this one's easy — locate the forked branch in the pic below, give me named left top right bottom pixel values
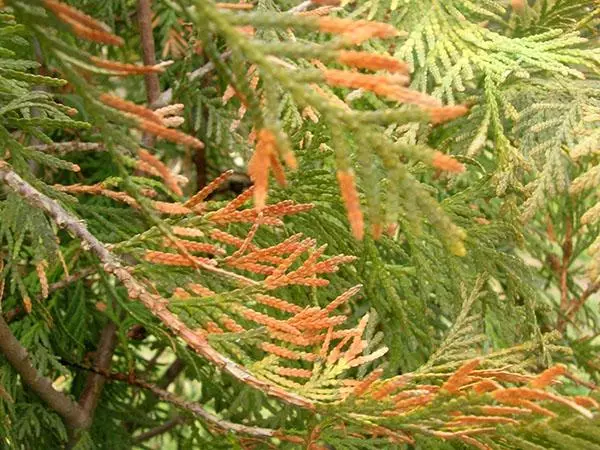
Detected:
left=0, top=162, right=313, bottom=410
left=67, top=362, right=278, bottom=439
left=0, top=314, right=89, bottom=430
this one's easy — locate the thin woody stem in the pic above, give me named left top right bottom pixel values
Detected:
left=3, top=267, right=96, bottom=323
left=133, top=416, right=186, bottom=443
left=75, top=3, right=163, bottom=434
left=30, top=142, right=104, bottom=153
left=559, top=218, right=573, bottom=314
left=138, top=0, right=161, bottom=146
left=554, top=217, right=600, bottom=333
left=126, top=357, right=186, bottom=432
left=558, top=281, right=600, bottom=332
left=288, top=0, right=313, bottom=12
left=0, top=162, right=313, bottom=410
left=76, top=322, right=118, bottom=423
left=157, top=358, right=186, bottom=388
left=65, top=361, right=277, bottom=439
left=0, top=314, right=89, bottom=430
left=153, top=51, right=233, bottom=109
left=150, top=0, right=313, bottom=109
left=67, top=317, right=119, bottom=447
left=133, top=377, right=276, bottom=438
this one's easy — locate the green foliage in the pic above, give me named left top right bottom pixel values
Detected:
left=1, top=0, right=600, bottom=449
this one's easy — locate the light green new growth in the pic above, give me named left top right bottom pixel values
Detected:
left=0, top=1, right=600, bottom=449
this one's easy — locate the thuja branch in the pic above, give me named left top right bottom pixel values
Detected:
left=74, top=322, right=118, bottom=436
left=65, top=361, right=278, bottom=439
left=133, top=416, right=186, bottom=443
left=152, top=0, right=316, bottom=108
left=126, top=357, right=186, bottom=433
left=0, top=314, right=89, bottom=430
left=153, top=51, right=233, bottom=108
left=137, top=0, right=160, bottom=112
left=65, top=361, right=282, bottom=442
left=3, top=267, right=95, bottom=323
left=0, top=162, right=313, bottom=410
left=558, top=281, right=600, bottom=332
left=130, top=376, right=277, bottom=438
left=73, top=1, right=160, bottom=431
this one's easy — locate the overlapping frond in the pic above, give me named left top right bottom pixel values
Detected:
left=21, top=160, right=600, bottom=448
left=1, top=1, right=600, bottom=449
left=567, top=99, right=600, bottom=282
left=364, top=0, right=600, bottom=217
left=172, top=0, right=472, bottom=247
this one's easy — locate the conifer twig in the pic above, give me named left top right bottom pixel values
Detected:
left=558, top=281, right=600, bottom=332
left=3, top=267, right=96, bottom=323
left=0, top=162, right=313, bottom=410
left=151, top=0, right=317, bottom=109
left=126, top=357, right=186, bottom=432
left=288, top=0, right=314, bottom=13
left=133, top=415, right=186, bottom=443
left=31, top=142, right=105, bottom=153
left=68, top=318, right=119, bottom=447
left=75, top=322, right=118, bottom=431
left=153, top=51, right=233, bottom=108
left=559, top=219, right=573, bottom=314
left=137, top=0, right=161, bottom=146
left=157, top=358, right=185, bottom=388
left=62, top=358, right=277, bottom=439
left=0, top=314, right=89, bottom=430
left=132, top=378, right=276, bottom=438
left=74, top=365, right=278, bottom=439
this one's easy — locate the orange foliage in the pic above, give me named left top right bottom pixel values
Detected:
left=336, top=170, right=364, bottom=240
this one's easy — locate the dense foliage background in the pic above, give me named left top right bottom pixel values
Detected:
left=1, top=0, right=600, bottom=448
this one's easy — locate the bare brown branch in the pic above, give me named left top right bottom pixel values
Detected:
left=0, top=314, right=89, bottom=430
left=133, top=415, right=186, bottom=443
left=134, top=378, right=276, bottom=438
left=157, top=358, right=185, bottom=388
left=126, top=357, right=186, bottom=432
left=137, top=0, right=161, bottom=146
left=77, top=322, right=118, bottom=421
left=558, top=281, right=600, bottom=332
left=30, top=142, right=104, bottom=153
left=63, top=360, right=276, bottom=439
